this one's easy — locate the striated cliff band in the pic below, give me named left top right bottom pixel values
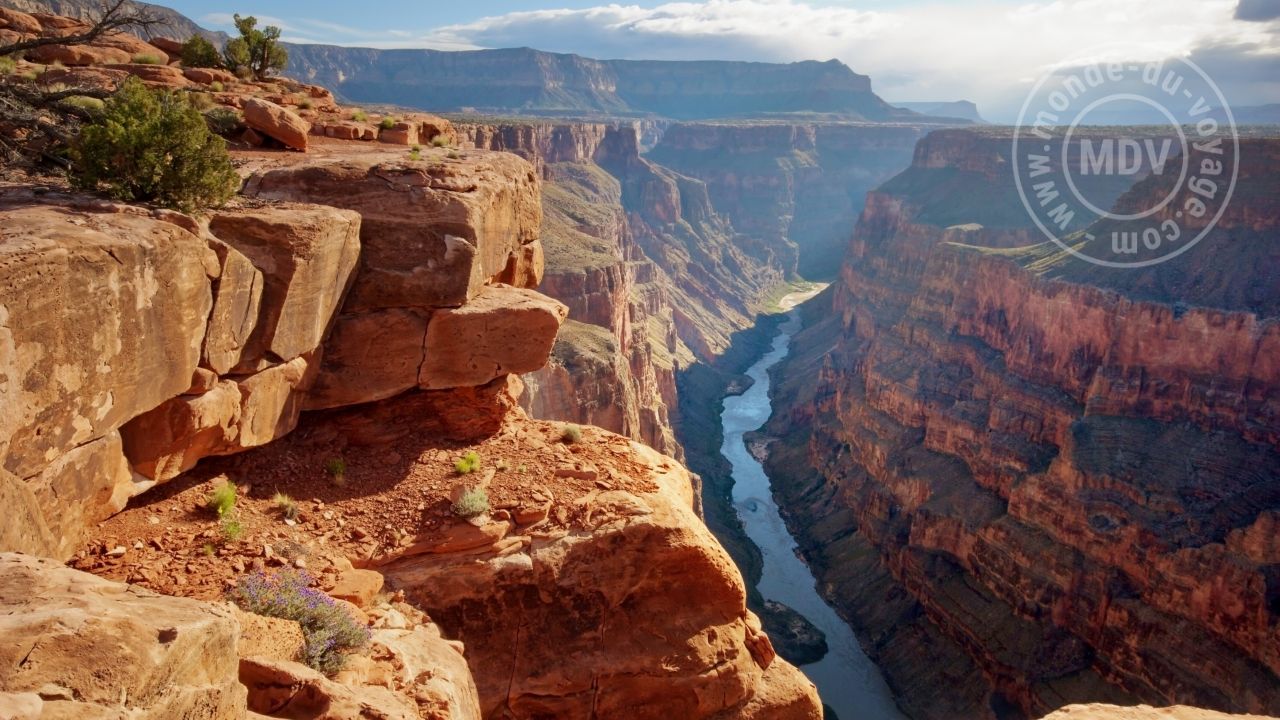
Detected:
left=766, top=127, right=1280, bottom=719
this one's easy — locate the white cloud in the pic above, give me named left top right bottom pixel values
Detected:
left=424, top=0, right=1277, bottom=120
left=200, top=0, right=1280, bottom=121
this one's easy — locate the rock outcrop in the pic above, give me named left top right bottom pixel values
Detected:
left=766, top=128, right=1280, bottom=718
left=0, top=553, right=245, bottom=719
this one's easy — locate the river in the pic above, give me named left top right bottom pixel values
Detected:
left=719, top=294, right=905, bottom=720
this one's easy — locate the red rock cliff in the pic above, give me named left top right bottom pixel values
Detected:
left=766, top=128, right=1280, bottom=719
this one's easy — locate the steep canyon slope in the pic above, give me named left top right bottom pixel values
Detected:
left=766, top=127, right=1280, bottom=719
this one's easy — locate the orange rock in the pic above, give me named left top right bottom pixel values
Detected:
left=233, top=607, right=305, bottom=663
left=242, top=97, right=310, bottom=151
left=183, top=67, right=237, bottom=85
left=0, top=554, right=245, bottom=717
left=378, top=121, right=418, bottom=146
left=104, top=62, right=190, bottom=88
left=328, top=569, right=385, bottom=608
left=419, top=285, right=567, bottom=390
left=0, top=8, right=38, bottom=33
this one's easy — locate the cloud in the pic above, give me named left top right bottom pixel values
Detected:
left=200, top=0, right=1280, bottom=122
left=1235, top=0, right=1280, bottom=21
left=422, top=0, right=1277, bottom=121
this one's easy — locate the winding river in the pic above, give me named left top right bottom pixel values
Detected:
left=720, top=296, right=905, bottom=719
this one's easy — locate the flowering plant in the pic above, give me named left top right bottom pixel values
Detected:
left=230, top=569, right=370, bottom=673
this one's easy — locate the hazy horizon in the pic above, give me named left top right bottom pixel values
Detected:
left=155, top=0, right=1280, bottom=122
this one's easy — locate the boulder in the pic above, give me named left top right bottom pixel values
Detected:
left=0, top=470, right=56, bottom=558
left=243, top=154, right=542, bottom=311
left=0, top=199, right=213, bottom=482
left=149, top=36, right=186, bottom=56
left=371, top=625, right=483, bottom=720
left=36, top=66, right=128, bottom=92
left=121, top=355, right=314, bottom=481
left=103, top=62, right=190, bottom=88
left=0, top=553, right=245, bottom=719
left=234, top=607, right=305, bottom=663
left=208, top=204, right=361, bottom=371
left=494, top=238, right=545, bottom=288
left=0, top=8, right=40, bottom=34
left=305, top=309, right=428, bottom=410
left=327, top=568, right=384, bottom=608
left=239, top=657, right=418, bottom=720
left=419, top=284, right=567, bottom=389
left=242, top=97, right=310, bottom=151
left=379, top=120, right=418, bottom=146
left=183, top=67, right=238, bottom=86
left=28, top=43, right=130, bottom=66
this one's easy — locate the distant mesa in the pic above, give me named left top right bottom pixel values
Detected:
left=894, top=100, right=987, bottom=123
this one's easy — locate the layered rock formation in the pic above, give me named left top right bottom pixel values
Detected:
left=457, top=121, right=793, bottom=458
left=0, top=137, right=562, bottom=559
left=766, top=128, right=1280, bottom=718
left=647, top=122, right=927, bottom=278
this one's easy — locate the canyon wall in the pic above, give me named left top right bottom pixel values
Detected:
left=766, top=128, right=1280, bottom=719
left=647, top=122, right=927, bottom=278
left=457, top=120, right=795, bottom=459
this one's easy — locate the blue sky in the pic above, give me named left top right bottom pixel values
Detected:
left=163, top=0, right=1280, bottom=120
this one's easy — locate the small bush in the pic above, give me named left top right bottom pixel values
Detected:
left=409, top=147, right=421, bottom=161
left=220, top=517, right=244, bottom=541
left=209, top=80, right=224, bottom=92
left=230, top=569, right=370, bottom=674
left=298, top=98, right=312, bottom=110
left=70, top=78, right=239, bottom=213
left=325, top=457, right=347, bottom=486
left=189, top=91, right=214, bottom=111
left=453, top=486, right=489, bottom=519
left=430, top=134, right=450, bottom=147
left=447, top=150, right=461, bottom=160
left=351, top=109, right=368, bottom=122
left=560, top=424, right=582, bottom=444
left=207, top=482, right=236, bottom=518
left=0, top=56, right=16, bottom=75
left=58, top=95, right=105, bottom=116
left=180, top=35, right=222, bottom=69
left=379, top=116, right=396, bottom=130
left=454, top=451, right=480, bottom=475
left=273, top=492, right=299, bottom=520
left=132, top=53, right=164, bottom=65
left=202, top=542, right=216, bottom=557
left=204, top=106, right=242, bottom=135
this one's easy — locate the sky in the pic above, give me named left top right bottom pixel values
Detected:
left=163, top=0, right=1280, bottom=121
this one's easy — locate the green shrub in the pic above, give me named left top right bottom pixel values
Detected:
left=430, top=134, right=450, bottom=147
left=209, top=80, right=224, bottom=92
left=351, top=109, right=368, bottom=122
left=203, top=106, right=242, bottom=135
left=220, top=516, right=244, bottom=541
left=447, top=150, right=461, bottom=160
left=409, top=146, right=421, bottom=161
left=131, top=53, right=164, bottom=65
left=452, top=486, right=489, bottom=518
left=298, top=98, right=312, bottom=110
left=70, top=78, right=239, bottom=213
left=58, top=95, right=105, bottom=116
left=207, top=482, right=237, bottom=518
left=189, top=91, right=214, bottom=111
left=0, top=56, right=16, bottom=75
left=325, top=457, right=347, bottom=486
left=379, top=116, right=396, bottom=130
left=223, top=14, right=288, bottom=81
left=273, top=492, right=299, bottom=520
left=560, top=424, right=582, bottom=444
left=180, top=35, right=222, bottom=69
left=454, top=451, right=481, bottom=475
left=230, top=569, right=370, bottom=674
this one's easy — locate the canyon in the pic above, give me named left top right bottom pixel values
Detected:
left=1, top=3, right=1278, bottom=720
left=765, top=127, right=1280, bottom=719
